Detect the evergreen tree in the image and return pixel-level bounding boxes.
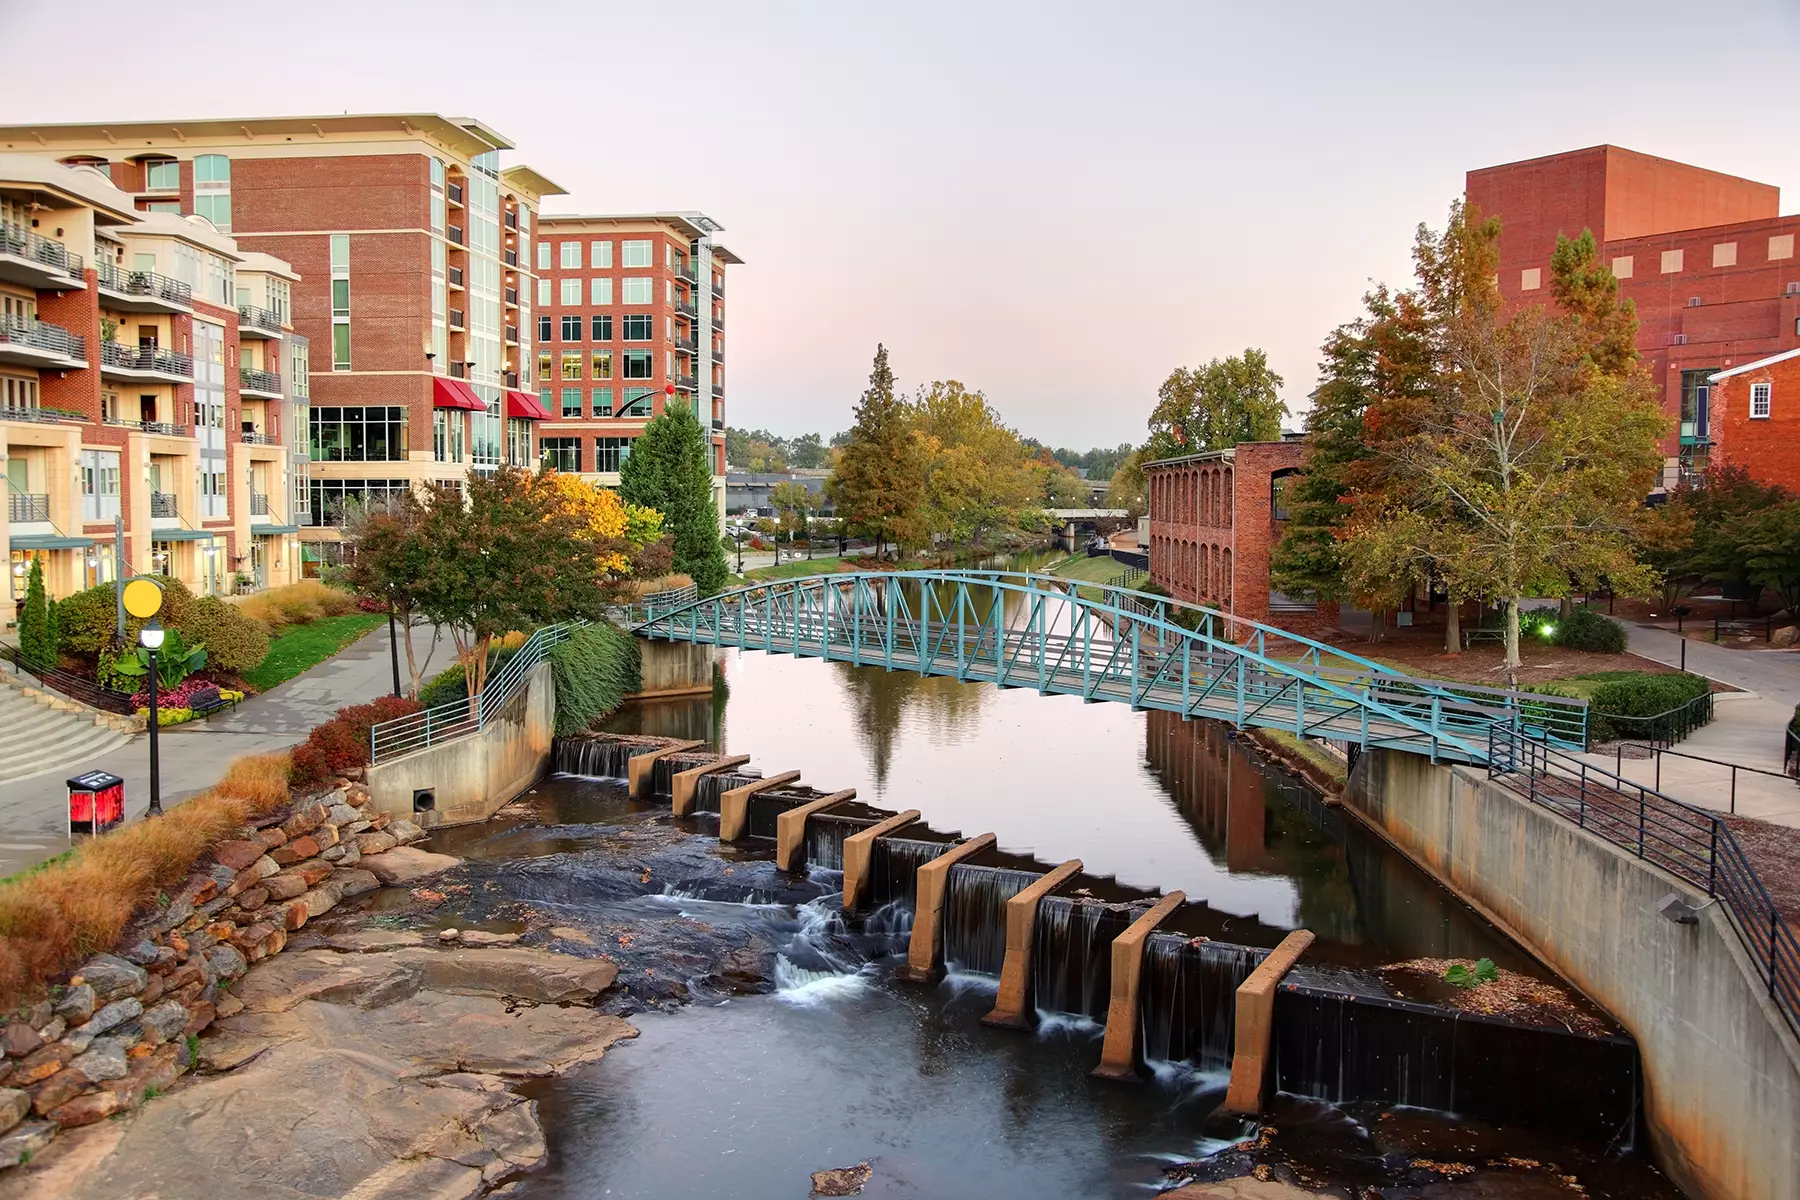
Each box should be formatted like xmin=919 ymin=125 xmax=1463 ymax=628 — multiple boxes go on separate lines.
xmin=16 ymin=558 xmax=51 ymax=669
xmin=619 ymin=399 xmax=728 ymax=594
xmin=828 ymin=345 xmax=924 ymax=556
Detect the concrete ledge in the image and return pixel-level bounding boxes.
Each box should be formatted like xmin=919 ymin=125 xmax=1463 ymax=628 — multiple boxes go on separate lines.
xmin=842 ymin=810 xmax=921 ymax=912
xmin=983 ymin=859 xmax=1083 ymax=1029
xmin=901 ymin=834 xmax=997 ymax=982
xmin=718 ymin=771 xmax=801 ymax=842
xmin=1222 ymin=929 xmax=1315 ymax=1114
xmin=627 ymin=739 xmax=704 ymax=799
xmin=1092 ymin=891 xmax=1185 ymax=1081
xmin=670 ymin=754 xmax=749 ymax=816
xmin=775 ymin=790 xmax=856 ymax=871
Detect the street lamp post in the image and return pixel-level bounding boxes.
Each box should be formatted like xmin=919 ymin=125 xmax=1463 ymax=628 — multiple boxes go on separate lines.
xmin=140 ymin=620 xmax=165 ymax=817
xmin=387 ymin=607 xmax=402 ymax=698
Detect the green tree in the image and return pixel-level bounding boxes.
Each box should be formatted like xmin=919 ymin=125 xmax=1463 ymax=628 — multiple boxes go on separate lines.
xmin=912 ymin=381 xmax=1038 ymax=549
xmin=788 ymin=433 xmax=828 ymax=469
xmin=1145 ymin=349 xmax=1287 ymax=460
xmin=16 ymin=558 xmax=52 ymax=669
xmin=620 ymin=400 xmax=728 ymax=594
xmin=1106 ymin=447 xmax=1148 ymax=517
xmin=1739 ymin=499 xmax=1800 ymax=616
xmin=336 ymin=488 xmax=436 ymax=696
xmin=828 ymin=345 xmax=925 ymax=556
xmin=768 ymin=480 xmax=816 ymax=548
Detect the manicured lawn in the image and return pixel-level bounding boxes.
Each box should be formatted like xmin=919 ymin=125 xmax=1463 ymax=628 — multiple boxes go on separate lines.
xmin=1047 ymin=553 xmax=1138 ymax=586
xmin=728 ymin=555 xmax=846 ymax=587
xmin=239 ymin=612 xmax=386 ymax=693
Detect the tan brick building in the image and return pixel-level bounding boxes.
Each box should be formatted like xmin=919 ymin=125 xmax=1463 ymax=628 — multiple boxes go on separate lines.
xmin=0 ymin=154 xmax=305 ymax=621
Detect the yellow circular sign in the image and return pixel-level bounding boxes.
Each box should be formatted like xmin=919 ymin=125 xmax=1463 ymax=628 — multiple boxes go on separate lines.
xmin=122 ymin=578 xmax=164 ymax=620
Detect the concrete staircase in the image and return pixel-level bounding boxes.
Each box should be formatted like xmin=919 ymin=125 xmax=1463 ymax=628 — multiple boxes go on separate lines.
xmin=0 ymin=678 xmax=133 ymax=784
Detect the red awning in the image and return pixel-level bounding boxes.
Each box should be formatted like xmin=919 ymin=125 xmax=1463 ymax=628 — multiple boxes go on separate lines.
xmin=505 ymin=389 xmax=553 ymax=421
xmin=431 ymin=377 xmax=485 ymax=411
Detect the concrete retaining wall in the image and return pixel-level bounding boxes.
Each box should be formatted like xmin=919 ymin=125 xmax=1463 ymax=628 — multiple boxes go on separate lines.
xmin=630 ymin=640 xmax=716 ymax=700
xmin=1346 ymin=749 xmax=1800 ymax=1200
xmin=365 ymin=661 xmax=555 ymax=827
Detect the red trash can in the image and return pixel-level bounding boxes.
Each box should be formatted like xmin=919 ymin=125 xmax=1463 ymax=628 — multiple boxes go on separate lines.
xmin=67 ymin=771 xmax=126 ymax=836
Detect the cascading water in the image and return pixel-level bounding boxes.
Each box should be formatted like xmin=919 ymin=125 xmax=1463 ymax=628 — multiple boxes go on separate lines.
xmin=772 ymin=897 xmax=869 ymax=1004
xmin=691 ymin=770 xmax=760 ymax=814
xmin=868 ymin=838 xmax=948 ymax=908
xmin=1136 ymin=934 xmax=1266 ymax=1072
xmin=1031 ymin=897 xmax=1133 ymax=1022
xmin=942 ymin=865 xmax=1041 ymax=976
xmin=804 ymin=813 xmax=871 ymax=870
xmin=552 ymin=738 xmax=638 ymax=779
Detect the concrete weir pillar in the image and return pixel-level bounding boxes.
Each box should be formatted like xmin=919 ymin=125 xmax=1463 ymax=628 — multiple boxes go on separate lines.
xmin=669 ymin=754 xmax=750 ymax=816
xmin=842 ymin=810 xmax=922 ymax=912
xmin=775 ymin=790 xmax=857 ymax=871
xmin=1223 ymin=929 xmax=1315 ymax=1115
xmin=627 ymin=739 xmax=704 ymax=800
xmin=983 ymin=859 xmax=1083 ymax=1029
xmin=900 ymin=834 xmax=998 ymax=983
xmin=1091 ymin=891 xmax=1186 ymax=1081
xmin=718 ymin=771 xmax=802 ymax=842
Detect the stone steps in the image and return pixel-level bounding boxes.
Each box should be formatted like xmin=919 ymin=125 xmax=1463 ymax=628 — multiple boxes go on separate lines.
xmin=0 ymin=684 xmax=131 ymax=784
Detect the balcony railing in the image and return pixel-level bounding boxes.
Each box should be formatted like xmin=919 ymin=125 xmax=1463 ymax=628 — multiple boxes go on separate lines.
xmin=711 ymin=277 xmax=724 ymax=298
xmin=96 ymin=259 xmax=194 ymax=307
xmin=447 ymin=182 xmax=464 ymax=206
xmin=674 ymin=374 xmax=698 ymax=391
xmin=250 ymin=491 xmax=269 ymax=516
xmin=673 ymin=335 xmax=697 ymax=353
xmin=0 ymin=318 xmax=86 ymax=363
xmin=241 ymin=430 xmax=278 ymax=445
xmin=448 ymin=265 xmax=464 ymax=288
xmin=449 ymin=309 xmax=466 ymax=330
xmin=150 ymin=493 xmax=178 ymax=518
xmin=504 ymin=211 xmax=518 ymax=231
xmin=237 ymin=303 xmax=283 ymax=333
xmin=711 ymin=313 xmax=724 ymax=331
xmin=449 ymin=361 xmax=468 ymax=379
xmin=504 ymin=287 xmax=518 ymax=306
xmin=504 ymin=371 xmax=520 ymax=388
xmin=504 ymin=325 xmax=519 ymax=344
xmin=448 ymin=225 xmax=465 ymax=247
xmin=672 ymin=262 xmax=697 ymax=283
xmin=711 ymin=382 xmax=722 ymax=397
xmin=711 ymin=418 xmax=725 ymax=432
xmin=100 ymin=341 xmax=193 ymax=377
xmin=1 ymin=405 xmax=84 ymax=426
xmin=674 ymin=300 xmax=697 ymax=319
xmin=0 ymin=224 xmax=83 ymax=278
xmin=7 ymin=493 xmax=49 ymax=522
xmin=712 ymin=343 xmax=724 ymax=363
xmin=106 ymin=417 xmax=191 ymax=436
xmin=503 ymin=249 xmax=518 ymax=267
xmin=240 ymin=367 xmax=282 ymax=394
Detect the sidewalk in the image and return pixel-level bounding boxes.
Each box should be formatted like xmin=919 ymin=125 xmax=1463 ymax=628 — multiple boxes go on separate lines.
xmin=0 ymin=621 xmax=454 ymax=878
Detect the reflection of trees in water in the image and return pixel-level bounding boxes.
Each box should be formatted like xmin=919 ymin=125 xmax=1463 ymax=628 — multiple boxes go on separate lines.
xmin=600 ymin=663 xmax=728 ymax=749
xmin=835 ymin=661 xmax=989 ymax=792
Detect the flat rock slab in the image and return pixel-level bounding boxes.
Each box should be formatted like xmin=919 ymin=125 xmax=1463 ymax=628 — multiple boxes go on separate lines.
xmin=365 ymin=845 xmax=462 ymax=886
xmin=1166 ymin=1180 xmax=1323 ymax=1199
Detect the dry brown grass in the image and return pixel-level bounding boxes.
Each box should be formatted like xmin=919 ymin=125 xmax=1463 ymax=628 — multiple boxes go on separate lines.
xmin=236 ymin=580 xmax=356 ymax=633
xmin=0 ymin=752 xmax=292 ymax=1010
xmin=621 ymin=573 xmax=694 ymax=600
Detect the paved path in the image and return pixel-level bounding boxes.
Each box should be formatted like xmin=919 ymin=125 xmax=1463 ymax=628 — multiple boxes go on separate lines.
xmin=0 ymin=621 xmax=456 ymax=878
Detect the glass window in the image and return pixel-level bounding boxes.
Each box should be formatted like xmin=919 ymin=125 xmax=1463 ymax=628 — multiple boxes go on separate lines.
xmin=592 ymin=351 xmax=612 ymax=379
xmin=561 ymin=352 xmax=583 ymax=380
xmin=560 ymin=278 xmax=581 ymax=306
xmin=307 ymin=478 xmax=409 ymax=527
xmin=330 ymin=234 xmax=350 ymax=272
xmin=622 ymin=240 xmax=652 ymax=268
xmin=145 ymin=202 xmax=180 ymax=213
xmin=145 ymin=159 xmax=179 ymax=190
xmin=541 ymin=437 xmax=581 ymax=472
xmin=592 ymin=314 xmax=613 ymax=341
xmin=430 ymin=158 xmax=445 ymax=189
xmin=561 ymin=387 xmax=583 ymax=418
xmin=622 ymin=277 xmax=653 ymax=306
xmin=595 ymin=437 xmax=633 ymax=472
xmin=537 ymin=352 xmax=552 ymax=378
xmin=560 ymin=242 xmax=582 ymax=269
xmin=537 ymin=278 xmax=551 ymax=306
xmin=539 ymin=386 xmax=553 ymax=414
xmin=622 ymin=313 xmax=653 ymax=340
xmin=332 ymin=324 xmax=350 ymax=371
xmin=1751 ymin=382 xmax=1772 ymax=419
xmin=561 ymin=315 xmax=583 ymax=342
xmin=194 ymin=193 xmax=230 ymax=229
xmin=590 ymin=241 xmax=612 ymax=268
xmin=621 ymin=388 xmax=655 ymax=417
xmin=309 ymin=407 xmax=407 ymax=461
xmin=537 ymin=315 xmax=552 ymax=342
xmin=590 ymin=277 xmax=612 ymax=306
xmin=194 ymin=154 xmax=230 ymax=184
xmin=591 ymin=388 xmax=613 ymax=417
xmin=536 ymin=241 xmax=551 ymax=270
xmin=622 ymin=352 xmax=653 ymax=380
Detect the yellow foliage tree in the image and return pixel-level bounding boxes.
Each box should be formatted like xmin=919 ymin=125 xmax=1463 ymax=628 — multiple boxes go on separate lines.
xmin=534 ymin=471 xmax=665 ymax=579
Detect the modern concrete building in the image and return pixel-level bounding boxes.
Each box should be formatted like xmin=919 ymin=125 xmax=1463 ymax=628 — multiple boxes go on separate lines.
xmin=0 ymin=114 xmax=568 ymax=574
xmin=532 ymin=212 xmax=738 ymax=512
xmin=1468 ymin=146 xmax=1800 ymax=488
xmin=0 ymin=154 xmax=305 ymax=621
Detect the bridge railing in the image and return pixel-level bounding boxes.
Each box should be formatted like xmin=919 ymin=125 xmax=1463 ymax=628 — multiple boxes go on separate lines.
xmin=368 ymin=621 xmax=583 ymax=764
xmin=1488 ymin=724 xmax=1798 ymax=1038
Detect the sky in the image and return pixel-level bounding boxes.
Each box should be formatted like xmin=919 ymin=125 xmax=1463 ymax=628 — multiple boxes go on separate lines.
xmin=6 ymin=0 xmax=1798 ymax=448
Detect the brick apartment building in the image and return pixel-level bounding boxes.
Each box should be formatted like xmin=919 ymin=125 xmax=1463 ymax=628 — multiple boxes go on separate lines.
xmin=1468 ymin=145 xmax=1800 ymax=487
xmin=532 ymin=213 xmax=737 ymax=506
xmin=1143 ymin=438 xmax=1331 ymax=632
xmin=0 ymin=154 xmax=306 ymax=622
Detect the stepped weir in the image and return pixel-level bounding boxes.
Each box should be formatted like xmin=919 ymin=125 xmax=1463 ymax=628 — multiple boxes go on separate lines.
xmin=551 ymin=731 xmax=1641 ymax=1142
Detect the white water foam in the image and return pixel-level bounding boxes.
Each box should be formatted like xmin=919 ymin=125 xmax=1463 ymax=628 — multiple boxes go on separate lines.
xmin=940 ymin=968 xmax=1001 ymax=999
xmin=1143 ymin=1058 xmax=1231 ymax=1104
xmin=1033 ymin=1009 xmax=1105 ymax=1039
xmin=771 ymin=955 xmax=873 ymax=1005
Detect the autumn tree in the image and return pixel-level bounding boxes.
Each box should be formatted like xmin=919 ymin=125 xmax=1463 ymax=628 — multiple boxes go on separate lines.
xmin=767 ymin=480 xmax=815 ymax=548
xmin=1106 ymin=447 xmax=1148 ymax=517
xmin=337 ymin=488 xmax=436 ymax=696
xmin=912 ymin=381 xmax=1038 ymax=549
xmin=829 ymin=345 xmax=925 ymax=556
xmin=619 ymin=400 xmax=728 ymax=594
xmin=536 ymin=471 xmax=666 ymax=584
xmin=1144 ymin=349 xmax=1288 ymax=460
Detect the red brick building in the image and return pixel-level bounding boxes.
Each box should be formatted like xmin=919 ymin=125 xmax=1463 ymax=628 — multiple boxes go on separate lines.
xmin=1468 ymin=146 xmax=1800 ymax=486
xmin=1710 ymin=348 xmax=1800 ymax=491
xmin=1143 ymin=438 xmax=1332 ymax=631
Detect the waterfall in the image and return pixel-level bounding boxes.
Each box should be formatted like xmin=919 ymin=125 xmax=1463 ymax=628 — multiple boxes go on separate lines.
xmin=942 ymin=865 xmax=1041 ymax=976
xmin=1031 ymin=897 xmax=1134 ymax=1021
xmin=648 ymin=755 xmax=712 ymax=799
xmin=1136 ymin=934 xmax=1266 ymax=1071
xmin=552 ymin=738 xmax=636 ymax=779
xmin=805 ymin=814 xmax=871 ymax=871
xmin=692 ymin=770 xmax=760 ymax=815
xmin=869 ymin=838 xmax=947 ymax=908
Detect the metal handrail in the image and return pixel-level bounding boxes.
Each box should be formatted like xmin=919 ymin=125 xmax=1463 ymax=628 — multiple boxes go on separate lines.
xmin=7 ymin=493 xmax=49 ymax=522
xmin=240 ymin=367 xmax=282 ymax=394
xmin=0 ymin=224 xmax=83 ymax=277
xmin=0 ymin=317 xmax=86 ymax=361
xmin=100 ymin=342 xmax=193 ymax=377
xmin=1490 ymin=724 xmax=1797 ymax=1039
xmin=237 ymin=303 xmax=283 ymax=332
xmin=1612 ymin=740 xmax=1798 ymax=814
xmin=1595 ymin=691 xmax=1714 ymax=747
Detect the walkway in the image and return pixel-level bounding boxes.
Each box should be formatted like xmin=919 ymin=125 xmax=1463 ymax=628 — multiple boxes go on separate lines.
xmin=1583 ymin=620 xmax=1800 ymax=828
xmin=0 ymin=621 xmax=455 ymax=878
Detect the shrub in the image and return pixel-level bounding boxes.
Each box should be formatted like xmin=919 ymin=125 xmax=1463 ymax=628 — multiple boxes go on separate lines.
xmin=287 ymin=695 xmax=422 ymax=789
xmin=16 ymin=559 xmax=51 ymax=669
xmin=181 ymin=595 xmax=271 ymax=674
xmin=1535 ymin=670 xmax=1712 ymax=742
xmin=57 ymin=577 xmax=196 ymax=657
xmin=1520 ymin=606 xmax=1626 ymax=652
xmin=415 ymin=638 xmax=529 ymax=709
xmin=237 ymin=580 xmax=356 ymax=634
xmin=547 ymin=622 xmax=642 ymax=735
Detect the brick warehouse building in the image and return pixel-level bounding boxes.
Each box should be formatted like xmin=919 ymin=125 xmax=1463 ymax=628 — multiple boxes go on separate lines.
xmin=1468 ymin=145 xmax=1800 ymax=487
xmin=0 ymin=114 xmax=737 ymax=574
xmin=1143 ymin=438 xmax=1333 ymax=633
xmin=1710 ymin=348 xmax=1800 ymax=491
xmin=0 ymin=155 xmax=306 ymax=622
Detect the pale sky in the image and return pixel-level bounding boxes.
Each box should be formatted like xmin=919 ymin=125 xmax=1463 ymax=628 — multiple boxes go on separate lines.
xmin=6 ymin=0 xmax=1797 ymax=447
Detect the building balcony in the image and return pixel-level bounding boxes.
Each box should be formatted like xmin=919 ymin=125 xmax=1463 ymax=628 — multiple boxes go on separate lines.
xmin=504 ymin=371 xmax=519 ymax=388
xmin=711 ymin=277 xmax=724 ymax=298
xmin=96 ymin=260 xmax=193 ymax=314
xmin=236 ymin=303 xmax=284 ymax=338
xmin=674 ymin=299 xmax=697 ymax=319
xmin=249 ymin=491 xmax=269 ymax=516
xmin=672 ymin=262 xmax=697 ymax=284
xmin=447 ymin=182 xmax=464 ymax=207
xmin=711 ymin=418 xmax=724 ymax=432
xmin=673 ymin=374 xmax=698 ymax=392
xmin=504 ymin=286 xmax=518 ymax=307
xmin=449 ymin=361 xmax=469 ymax=379
xmin=0 ymin=318 xmax=87 ymax=370
xmin=7 ymin=493 xmax=49 ymax=523
xmin=241 ymin=429 xmax=279 ymax=446
xmin=712 ymin=343 xmax=724 ymax=363
xmin=448 ymin=225 xmax=465 ymax=247
xmin=449 ymin=309 xmax=466 ymax=331
xmin=673 ymin=335 xmax=697 ymax=353
xmin=104 ymin=416 xmax=190 ymax=437
xmin=240 ymin=367 xmax=282 ymax=398
xmin=1 ymin=404 xmax=84 ymax=427
xmin=150 ymin=492 xmax=178 ymax=519
xmin=711 ymin=313 xmax=724 ymax=332
xmin=503 ymin=249 xmax=518 ymax=267
xmin=504 ymin=211 xmax=518 ymax=231
xmin=448 ymin=265 xmax=464 ymax=290
xmin=99 ymin=341 xmax=192 ymax=382
xmin=504 ymin=325 xmax=519 ymax=345
xmin=0 ymin=224 xmax=85 ymax=291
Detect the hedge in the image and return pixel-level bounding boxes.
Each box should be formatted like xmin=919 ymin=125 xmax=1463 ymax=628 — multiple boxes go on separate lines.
xmin=56 ymin=577 xmax=269 ymax=677
xmin=1517 ymin=606 xmax=1628 ymax=653
xmin=547 ymin=622 xmax=642 ymax=735
xmin=1533 ymin=670 xmax=1712 ymax=743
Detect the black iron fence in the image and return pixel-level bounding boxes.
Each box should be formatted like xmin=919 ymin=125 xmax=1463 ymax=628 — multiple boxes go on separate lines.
xmin=1599 ymin=690 xmax=1714 ymax=747
xmin=0 ymin=644 xmax=135 ymax=715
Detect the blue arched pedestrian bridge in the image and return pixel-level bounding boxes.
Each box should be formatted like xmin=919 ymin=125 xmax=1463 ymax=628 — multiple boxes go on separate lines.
xmin=628 ymin=570 xmax=1589 ymax=764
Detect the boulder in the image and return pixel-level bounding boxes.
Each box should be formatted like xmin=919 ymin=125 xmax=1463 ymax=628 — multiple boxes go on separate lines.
xmin=263 ymin=872 xmax=308 ymax=901
xmin=71 ymin=997 xmax=142 ymax=1043
xmin=0 ymin=1087 xmax=28 ymax=1132
xmin=256 ymin=826 xmax=288 ymax=851
xmin=1 ymin=1022 xmax=42 ymax=1059
xmin=9 ymin=1044 xmax=75 ymax=1087
xmin=295 ymin=860 xmax=335 ymax=887
xmin=69 ymin=1038 xmax=131 ymax=1083
xmin=313 ymin=822 xmax=341 ymax=850
xmin=270 ymin=836 xmax=320 ymax=866
xmin=35 ymin=1018 xmax=64 ymax=1045
xmin=48 ymin=1089 xmax=120 ymax=1128
xmin=228 ymin=854 xmax=280 ymax=896
xmin=341 ymin=819 xmax=373 ymax=838
xmin=1774 ymin=625 xmax=1799 ymax=648
xmin=237 ymin=887 xmax=269 ymax=912
xmin=71 ymin=954 xmax=147 ymax=1002
xmin=326 ymin=803 xmax=360 ymax=825
xmin=281 ymin=802 xmax=328 ymax=839
xmin=120 ymin=939 xmax=163 ymax=967
xmin=365 ymin=846 xmax=461 ymax=886
xmin=205 ymin=944 xmax=248 ymax=984
xmin=28 ymin=1068 xmax=87 ymax=1116
xmin=213 ymin=839 xmax=266 ymax=872
xmin=183 ymin=1001 xmax=217 ymax=1038
xmin=354 ymin=830 xmax=398 ymax=856
xmin=0 ymin=1120 xmax=54 ymax=1166
xmin=389 ymin=819 xmax=427 ymax=846
xmin=333 ymin=868 xmax=380 ymax=898
xmin=138 ymin=1001 xmax=189 ymax=1048
xmin=297 ymin=883 xmax=346 ymax=921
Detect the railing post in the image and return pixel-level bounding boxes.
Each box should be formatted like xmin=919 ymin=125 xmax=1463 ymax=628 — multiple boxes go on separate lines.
xmin=1637 ymin=783 xmax=1647 ymax=858
xmin=1708 ymin=822 xmax=1718 ymax=897
xmin=1731 ymin=767 xmax=1738 ymax=814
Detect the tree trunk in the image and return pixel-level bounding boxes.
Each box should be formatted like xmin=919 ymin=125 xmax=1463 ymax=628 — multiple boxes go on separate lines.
xmin=1560 ymin=594 xmax=1574 ymax=621
xmin=1504 ymin=596 xmax=1522 ymax=688
xmin=1444 ymin=598 xmax=1462 ymax=655
xmin=399 ymin=606 xmax=422 ymax=698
